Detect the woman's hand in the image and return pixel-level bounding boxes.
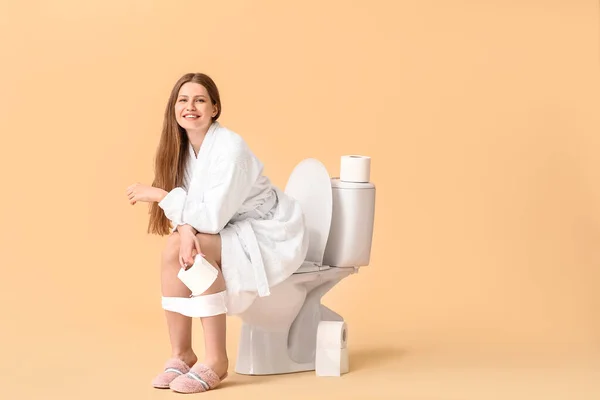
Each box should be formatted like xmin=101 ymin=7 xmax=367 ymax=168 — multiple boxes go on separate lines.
xmin=178 ymin=225 xmax=203 ymax=269
xmin=126 ymin=183 xmax=167 ymax=205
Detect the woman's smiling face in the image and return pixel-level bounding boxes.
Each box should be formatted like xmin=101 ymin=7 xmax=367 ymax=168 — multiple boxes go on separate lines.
xmin=174 ymin=82 xmax=218 ymax=132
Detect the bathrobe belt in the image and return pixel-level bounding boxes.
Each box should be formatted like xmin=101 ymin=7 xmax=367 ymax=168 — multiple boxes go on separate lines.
xmin=233 ymin=191 xmax=278 ymax=298
xmin=236 ymin=220 xmax=270 ymax=297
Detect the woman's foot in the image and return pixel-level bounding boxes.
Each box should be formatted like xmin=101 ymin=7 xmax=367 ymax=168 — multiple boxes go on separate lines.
xmin=168 ymin=358 xmax=229 ymax=393
xmin=151 ymin=351 xmax=198 ymax=389
xmin=191 ymin=357 xmax=228 ymax=379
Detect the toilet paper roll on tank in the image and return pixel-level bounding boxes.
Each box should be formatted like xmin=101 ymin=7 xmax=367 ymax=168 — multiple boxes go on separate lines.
xmin=340 ymin=155 xmax=371 ymax=183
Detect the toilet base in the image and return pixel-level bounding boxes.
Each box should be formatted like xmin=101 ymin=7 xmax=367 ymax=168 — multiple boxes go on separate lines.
xmin=234 ymin=325 xmax=316 ymax=375
xmin=234 ymin=267 xmax=355 ymax=375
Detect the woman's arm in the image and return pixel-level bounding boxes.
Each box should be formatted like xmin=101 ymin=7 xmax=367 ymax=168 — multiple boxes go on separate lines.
xmin=158 ymin=187 xmax=187 ymax=227
xmin=126 ymin=183 xmax=169 ymax=205
xmin=181 ymin=150 xmax=262 ymax=234
xmin=157 ymin=188 xmax=198 ymax=235
xmin=156 ymin=189 xmax=168 ymax=202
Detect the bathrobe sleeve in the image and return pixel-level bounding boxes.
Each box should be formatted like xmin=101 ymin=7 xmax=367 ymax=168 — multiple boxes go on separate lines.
xmin=158 ymin=187 xmax=187 ymax=228
xmin=180 ymin=149 xmax=262 ymax=234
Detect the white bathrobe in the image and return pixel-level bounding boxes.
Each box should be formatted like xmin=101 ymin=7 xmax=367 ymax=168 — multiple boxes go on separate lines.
xmin=158 ymin=122 xmax=309 ymax=315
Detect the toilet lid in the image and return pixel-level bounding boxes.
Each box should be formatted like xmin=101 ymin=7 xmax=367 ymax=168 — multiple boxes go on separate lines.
xmin=284 ymin=158 xmax=332 ymax=266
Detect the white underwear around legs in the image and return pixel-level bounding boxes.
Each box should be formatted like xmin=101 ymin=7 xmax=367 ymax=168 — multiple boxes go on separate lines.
xmin=162 ymin=291 xmax=228 ymax=317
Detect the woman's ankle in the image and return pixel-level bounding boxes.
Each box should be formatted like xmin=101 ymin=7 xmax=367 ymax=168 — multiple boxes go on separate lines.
xmin=171 ymin=350 xmax=198 ymax=367
xmin=201 ymin=356 xmax=229 ymax=376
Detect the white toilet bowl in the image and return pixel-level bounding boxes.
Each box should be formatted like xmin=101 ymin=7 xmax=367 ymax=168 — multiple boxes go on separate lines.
xmin=234 ymin=158 xmax=375 ymax=375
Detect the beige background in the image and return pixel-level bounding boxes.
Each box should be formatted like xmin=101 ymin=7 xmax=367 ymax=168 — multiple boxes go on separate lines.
xmin=1 ymin=0 xmax=599 ymax=399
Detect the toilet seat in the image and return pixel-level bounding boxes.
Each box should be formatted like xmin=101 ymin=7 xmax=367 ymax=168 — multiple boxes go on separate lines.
xmin=284 ymin=158 xmax=333 ymax=272
xmin=295 ymin=261 xmax=331 ymax=274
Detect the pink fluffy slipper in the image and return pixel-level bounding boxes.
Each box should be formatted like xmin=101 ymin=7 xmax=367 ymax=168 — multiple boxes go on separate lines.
xmin=169 ymin=364 xmax=228 ymax=394
xmin=151 ymin=358 xmax=191 ymax=389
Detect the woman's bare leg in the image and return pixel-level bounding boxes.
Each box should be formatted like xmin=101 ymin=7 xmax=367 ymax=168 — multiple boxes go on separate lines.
xmin=161 ymin=232 xmax=197 ymax=367
xmin=192 ymin=233 xmax=229 ymax=378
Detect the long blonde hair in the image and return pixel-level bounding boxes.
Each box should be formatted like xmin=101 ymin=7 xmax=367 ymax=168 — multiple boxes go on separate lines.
xmin=148 ymin=73 xmax=222 ymax=235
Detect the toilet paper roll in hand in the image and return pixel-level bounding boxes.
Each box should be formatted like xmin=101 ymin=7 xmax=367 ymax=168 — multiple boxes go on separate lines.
xmin=340 ymin=155 xmax=371 ymax=183
xmin=316 ymin=321 xmax=349 ymax=376
xmin=177 ymin=254 xmax=219 ymax=297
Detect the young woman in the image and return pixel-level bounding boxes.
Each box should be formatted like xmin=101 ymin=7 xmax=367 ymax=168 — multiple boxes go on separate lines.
xmin=126 ymin=73 xmax=308 ymax=394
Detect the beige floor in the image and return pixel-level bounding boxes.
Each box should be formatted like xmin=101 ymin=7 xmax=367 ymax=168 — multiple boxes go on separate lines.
xmin=3 ymin=309 xmax=599 ymax=400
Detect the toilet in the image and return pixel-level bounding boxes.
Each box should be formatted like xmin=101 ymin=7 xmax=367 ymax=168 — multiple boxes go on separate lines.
xmin=234 ymin=158 xmax=376 ymax=375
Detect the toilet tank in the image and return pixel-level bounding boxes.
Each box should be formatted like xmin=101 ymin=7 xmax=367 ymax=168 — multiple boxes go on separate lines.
xmin=322 ymin=178 xmax=376 ymax=267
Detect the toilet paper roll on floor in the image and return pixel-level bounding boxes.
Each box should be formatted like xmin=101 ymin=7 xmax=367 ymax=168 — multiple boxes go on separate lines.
xmin=340 ymin=155 xmax=371 ymax=183
xmin=315 ymin=321 xmax=349 ymax=377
